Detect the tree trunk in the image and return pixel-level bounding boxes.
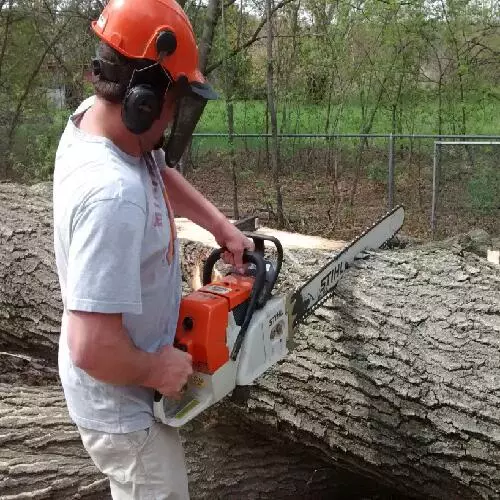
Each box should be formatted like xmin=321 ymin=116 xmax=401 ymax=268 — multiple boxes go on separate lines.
xmin=0 ymin=377 xmax=390 ymax=499
xmin=265 ymin=0 xmax=284 ymax=228
xmin=1 ymin=182 xmax=499 ymax=499
xmin=0 ymin=182 xmax=61 ymax=362
xmin=197 ymin=0 xmax=220 ymax=75
xmin=0 ymin=355 xmax=386 ymax=500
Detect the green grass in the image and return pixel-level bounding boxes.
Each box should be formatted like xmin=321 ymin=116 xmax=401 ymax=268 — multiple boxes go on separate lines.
xmin=9 ymin=93 xmax=499 ymax=182
xmin=467 ymin=165 xmax=500 ymax=213
xmin=197 ymin=98 xmax=500 ymax=136
xmin=193 ymin=97 xmax=500 ymax=155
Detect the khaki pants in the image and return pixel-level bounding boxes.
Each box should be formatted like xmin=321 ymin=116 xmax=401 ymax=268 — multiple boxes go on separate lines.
xmin=78 ymin=421 xmax=189 ymax=500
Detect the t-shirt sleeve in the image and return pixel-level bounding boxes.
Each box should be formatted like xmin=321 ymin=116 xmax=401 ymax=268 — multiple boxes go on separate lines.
xmin=66 ymin=198 xmax=146 ymax=314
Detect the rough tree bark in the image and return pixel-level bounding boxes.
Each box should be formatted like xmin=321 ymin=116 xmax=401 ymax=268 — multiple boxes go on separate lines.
xmin=2 ymin=379 xmax=386 ymax=499
xmin=0 ymin=182 xmax=499 ymax=499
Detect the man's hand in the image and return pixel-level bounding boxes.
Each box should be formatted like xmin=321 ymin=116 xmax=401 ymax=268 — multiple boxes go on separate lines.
xmin=148 ymin=346 xmax=193 ymax=400
xmin=213 ymin=218 xmax=255 ymax=273
xmin=67 ymin=311 xmax=193 ymax=400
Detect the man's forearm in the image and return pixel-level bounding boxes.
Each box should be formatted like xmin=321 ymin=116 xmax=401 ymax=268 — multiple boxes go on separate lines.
xmin=160 ymin=168 xmax=226 ymax=236
xmin=80 ymin=336 xmax=158 ymax=388
xmin=160 ymin=167 xmax=253 ymax=268
xmin=67 ymin=312 xmax=160 ymax=388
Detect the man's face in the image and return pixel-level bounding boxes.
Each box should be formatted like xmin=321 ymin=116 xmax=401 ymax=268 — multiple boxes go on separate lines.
xmin=141 ymin=88 xmax=177 ymax=151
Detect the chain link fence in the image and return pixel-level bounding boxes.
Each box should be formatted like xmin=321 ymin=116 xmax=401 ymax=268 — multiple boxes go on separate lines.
xmin=186 ymin=133 xmax=499 ymax=241
xmin=4 ymin=122 xmax=497 ymax=241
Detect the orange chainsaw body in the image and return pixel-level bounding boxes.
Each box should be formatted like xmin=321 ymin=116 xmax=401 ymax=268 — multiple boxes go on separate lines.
xmin=174 ymin=275 xmax=254 ymax=374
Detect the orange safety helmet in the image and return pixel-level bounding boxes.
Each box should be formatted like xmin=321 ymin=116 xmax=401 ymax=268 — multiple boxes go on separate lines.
xmin=91 ymin=0 xmax=217 ymax=166
xmin=92 ymin=0 xmax=204 ymax=88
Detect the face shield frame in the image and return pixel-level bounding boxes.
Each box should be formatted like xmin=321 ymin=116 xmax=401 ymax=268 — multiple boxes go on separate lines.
xmin=162 ymin=76 xmax=218 ymax=168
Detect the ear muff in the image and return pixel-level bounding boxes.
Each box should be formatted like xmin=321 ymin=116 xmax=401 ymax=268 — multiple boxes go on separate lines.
xmin=122 ymin=84 xmax=163 ymax=135
xmin=156 ymin=30 xmax=177 ymax=57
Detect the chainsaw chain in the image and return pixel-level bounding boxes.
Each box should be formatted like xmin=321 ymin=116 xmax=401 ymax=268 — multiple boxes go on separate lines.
xmin=294 ymin=286 xmax=337 ymax=326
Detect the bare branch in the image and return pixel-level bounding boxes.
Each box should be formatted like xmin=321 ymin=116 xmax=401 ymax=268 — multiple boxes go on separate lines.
xmin=205 ymin=0 xmax=298 ymax=75
xmin=5 ymin=15 xmax=74 ymax=176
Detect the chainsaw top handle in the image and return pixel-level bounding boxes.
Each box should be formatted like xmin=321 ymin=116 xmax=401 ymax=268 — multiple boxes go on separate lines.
xmin=202 ymin=248 xmax=267 ymax=361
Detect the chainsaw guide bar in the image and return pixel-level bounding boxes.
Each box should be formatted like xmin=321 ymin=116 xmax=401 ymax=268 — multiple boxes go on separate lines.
xmin=288 ymin=205 xmax=405 ymax=329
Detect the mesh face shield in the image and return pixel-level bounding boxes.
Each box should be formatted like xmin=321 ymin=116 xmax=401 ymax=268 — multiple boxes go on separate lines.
xmin=164 ymin=93 xmax=206 ymax=167
xmin=163 ymin=80 xmax=218 ymax=168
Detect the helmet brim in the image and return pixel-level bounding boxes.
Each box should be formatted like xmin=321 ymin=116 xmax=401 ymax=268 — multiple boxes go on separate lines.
xmin=190 ymin=81 xmax=218 ymax=100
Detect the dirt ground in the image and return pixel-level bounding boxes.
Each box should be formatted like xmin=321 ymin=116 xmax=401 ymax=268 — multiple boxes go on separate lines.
xmin=185 ymin=151 xmax=499 ymax=244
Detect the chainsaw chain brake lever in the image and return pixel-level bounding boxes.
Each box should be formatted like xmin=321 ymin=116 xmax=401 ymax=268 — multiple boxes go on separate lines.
xmin=202 ymin=249 xmax=267 ymax=361
xmin=242 ymin=233 xmax=283 ymax=307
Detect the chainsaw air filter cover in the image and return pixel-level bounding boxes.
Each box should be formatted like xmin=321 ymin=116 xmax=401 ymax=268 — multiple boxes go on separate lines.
xmin=174 ymin=275 xmax=254 ymax=374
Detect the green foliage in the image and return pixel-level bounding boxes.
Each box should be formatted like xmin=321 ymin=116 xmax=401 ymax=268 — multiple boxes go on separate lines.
xmin=1 ymin=0 xmax=499 ymax=184
xmin=198 ymin=96 xmax=500 ymax=136
xmin=11 ymin=108 xmax=70 ymax=181
xmin=0 ymin=1 xmax=96 ymax=179
xmin=366 ymin=162 xmax=387 ymax=184
xmin=467 ymin=165 xmax=500 ymax=214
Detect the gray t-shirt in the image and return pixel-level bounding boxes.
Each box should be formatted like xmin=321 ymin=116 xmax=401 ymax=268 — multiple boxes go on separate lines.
xmin=53 ymin=96 xmax=181 ymax=433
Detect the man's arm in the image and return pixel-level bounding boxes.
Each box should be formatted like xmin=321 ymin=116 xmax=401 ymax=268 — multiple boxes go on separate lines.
xmin=67 ymin=310 xmax=192 ymax=398
xmin=63 ymin=197 xmax=191 ymax=398
xmin=161 ymin=167 xmax=254 ymax=270
xmin=160 ymin=167 xmax=227 ymax=234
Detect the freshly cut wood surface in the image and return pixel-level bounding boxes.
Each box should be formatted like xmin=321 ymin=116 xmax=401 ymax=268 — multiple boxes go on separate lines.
xmin=175 ymin=217 xmax=346 ymax=251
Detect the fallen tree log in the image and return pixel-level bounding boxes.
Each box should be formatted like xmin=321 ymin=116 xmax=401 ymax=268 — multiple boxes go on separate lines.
xmin=0 ymin=182 xmax=499 ymax=499
xmin=3 ymin=380 xmax=390 ymax=499
xmin=0 ymin=357 xmax=388 ymax=499
xmin=0 ymin=182 xmax=396 ymax=499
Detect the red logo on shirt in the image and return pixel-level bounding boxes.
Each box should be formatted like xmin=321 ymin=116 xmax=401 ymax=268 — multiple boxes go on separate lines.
xmin=153 ymin=212 xmax=163 ymax=227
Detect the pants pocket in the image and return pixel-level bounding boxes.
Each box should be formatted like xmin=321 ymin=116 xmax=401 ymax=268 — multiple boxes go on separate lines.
xmin=110 ymin=427 xmax=150 ymax=449
xmin=79 ymin=426 xmax=152 ymax=484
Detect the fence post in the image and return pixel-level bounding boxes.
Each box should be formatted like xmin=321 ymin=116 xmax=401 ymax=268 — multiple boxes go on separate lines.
xmin=388 ymin=133 xmax=395 ymax=210
xmin=431 ymin=141 xmax=439 ymax=236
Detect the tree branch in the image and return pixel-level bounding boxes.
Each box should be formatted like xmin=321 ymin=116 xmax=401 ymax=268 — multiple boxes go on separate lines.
xmin=205 ymin=0 xmax=298 ymax=75
xmin=4 ymin=16 xmax=73 ymax=177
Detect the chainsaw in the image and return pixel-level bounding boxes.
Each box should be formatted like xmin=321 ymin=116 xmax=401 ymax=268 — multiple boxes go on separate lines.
xmin=153 ymin=205 xmax=405 ymax=427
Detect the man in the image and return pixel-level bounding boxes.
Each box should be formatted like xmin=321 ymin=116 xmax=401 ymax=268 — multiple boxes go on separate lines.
xmin=52 ymin=0 xmax=253 ymax=498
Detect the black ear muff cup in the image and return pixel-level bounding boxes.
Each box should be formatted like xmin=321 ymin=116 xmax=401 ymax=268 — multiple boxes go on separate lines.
xmin=156 ymin=30 xmax=177 ymax=57
xmin=122 ymin=84 xmax=162 ymax=135
xmin=119 ymin=32 xmax=176 ymax=135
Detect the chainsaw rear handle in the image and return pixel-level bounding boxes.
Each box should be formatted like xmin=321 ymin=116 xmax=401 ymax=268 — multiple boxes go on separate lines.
xmin=202 ymin=249 xmax=267 ymax=361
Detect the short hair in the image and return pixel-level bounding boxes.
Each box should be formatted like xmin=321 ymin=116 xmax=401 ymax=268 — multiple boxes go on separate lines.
xmin=92 ymin=42 xmax=171 ymax=103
